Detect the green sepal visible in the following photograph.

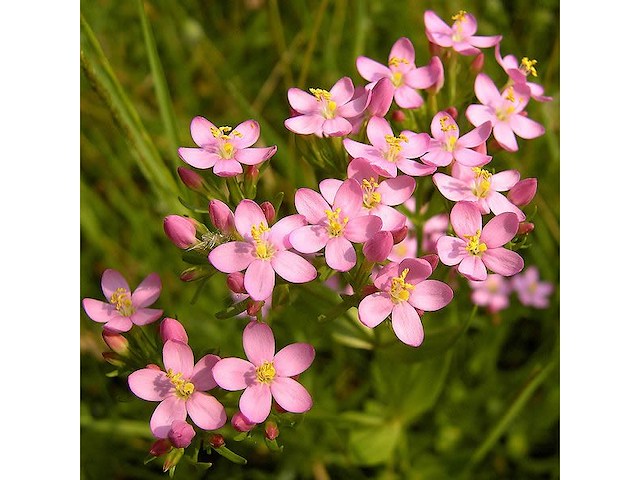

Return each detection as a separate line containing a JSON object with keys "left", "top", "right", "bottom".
{"left": 215, "top": 298, "right": 250, "bottom": 319}
{"left": 213, "top": 445, "right": 248, "bottom": 464}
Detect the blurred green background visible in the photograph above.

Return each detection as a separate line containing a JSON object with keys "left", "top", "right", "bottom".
{"left": 80, "top": 0, "right": 559, "bottom": 478}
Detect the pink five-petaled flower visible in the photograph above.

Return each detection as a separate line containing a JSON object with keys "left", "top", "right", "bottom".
{"left": 469, "top": 274, "right": 511, "bottom": 313}
{"left": 209, "top": 200, "right": 317, "bottom": 301}
{"left": 358, "top": 258, "right": 453, "bottom": 346}
{"left": 82, "top": 269, "right": 163, "bottom": 333}
{"left": 420, "top": 111, "right": 492, "bottom": 167}
{"left": 289, "top": 178, "right": 382, "bottom": 272}
{"left": 128, "top": 340, "right": 226, "bottom": 438}
{"left": 212, "top": 321, "right": 314, "bottom": 424}
{"left": 284, "top": 77, "right": 368, "bottom": 137}
{"left": 343, "top": 116, "right": 433, "bottom": 178}
{"left": 356, "top": 37, "right": 443, "bottom": 109}
{"left": 436, "top": 202, "right": 524, "bottom": 281}
{"left": 466, "top": 74, "right": 545, "bottom": 152}
{"left": 424, "top": 10, "right": 502, "bottom": 56}
{"left": 495, "top": 44, "right": 552, "bottom": 103}
{"left": 512, "top": 266, "right": 554, "bottom": 309}
{"left": 178, "top": 117, "right": 276, "bottom": 177}
{"left": 433, "top": 163, "right": 525, "bottom": 221}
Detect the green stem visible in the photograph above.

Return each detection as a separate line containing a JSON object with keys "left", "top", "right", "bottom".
{"left": 448, "top": 53, "right": 459, "bottom": 106}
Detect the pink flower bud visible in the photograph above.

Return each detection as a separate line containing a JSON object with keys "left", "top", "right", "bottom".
{"left": 508, "top": 178, "right": 538, "bottom": 207}
{"left": 209, "top": 200, "right": 235, "bottom": 234}
{"left": 363, "top": 231, "right": 393, "bottom": 263}
{"left": 231, "top": 412, "right": 256, "bottom": 433}
{"left": 260, "top": 202, "right": 276, "bottom": 225}
{"left": 391, "top": 225, "right": 408, "bottom": 244}
{"left": 210, "top": 434, "right": 225, "bottom": 449}
{"left": 147, "top": 363, "right": 162, "bottom": 370}
{"left": 391, "top": 110, "right": 406, "bottom": 123}
{"left": 159, "top": 318, "right": 189, "bottom": 344}
{"left": 367, "top": 77, "right": 394, "bottom": 117}
{"left": 517, "top": 222, "right": 535, "bottom": 235}
{"left": 177, "top": 167, "right": 205, "bottom": 192}
{"left": 445, "top": 106, "right": 458, "bottom": 121}
{"left": 246, "top": 300, "right": 265, "bottom": 317}
{"left": 470, "top": 53, "right": 484, "bottom": 73}
{"left": 149, "top": 438, "right": 172, "bottom": 457}
{"left": 265, "top": 421, "right": 279, "bottom": 441}
{"left": 101, "top": 330, "right": 129, "bottom": 355}
{"left": 168, "top": 420, "right": 195, "bottom": 449}
{"left": 163, "top": 215, "right": 198, "bottom": 249}
{"left": 226, "top": 272, "right": 247, "bottom": 294}
{"left": 422, "top": 254, "right": 440, "bottom": 271}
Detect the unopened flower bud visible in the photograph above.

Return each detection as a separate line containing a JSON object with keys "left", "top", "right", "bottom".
{"left": 517, "top": 222, "right": 535, "bottom": 235}
{"left": 391, "top": 225, "right": 408, "bottom": 244}
{"left": 160, "top": 318, "right": 189, "bottom": 344}
{"left": 367, "top": 77, "right": 394, "bottom": 117}
{"left": 231, "top": 412, "right": 256, "bottom": 433}
{"left": 209, "top": 200, "right": 235, "bottom": 234}
{"left": 508, "top": 178, "right": 538, "bottom": 207}
{"left": 101, "top": 330, "right": 129, "bottom": 355}
{"left": 168, "top": 420, "right": 195, "bottom": 449}
{"left": 149, "top": 438, "right": 172, "bottom": 457}
{"left": 362, "top": 284, "right": 378, "bottom": 296}
{"left": 470, "top": 52, "right": 484, "bottom": 73}
{"left": 391, "top": 110, "right": 406, "bottom": 123}
{"left": 210, "top": 434, "right": 225, "bottom": 449}
{"left": 102, "top": 351, "right": 125, "bottom": 367}
{"left": 177, "top": 167, "right": 205, "bottom": 193}
{"left": 246, "top": 300, "right": 265, "bottom": 317}
{"left": 227, "top": 272, "right": 247, "bottom": 294}
{"left": 180, "top": 265, "right": 213, "bottom": 282}
{"left": 445, "top": 106, "right": 458, "bottom": 121}
{"left": 265, "top": 421, "right": 279, "bottom": 441}
{"left": 363, "top": 231, "right": 393, "bottom": 263}
{"left": 422, "top": 254, "right": 440, "bottom": 271}
{"left": 244, "top": 165, "right": 260, "bottom": 198}
{"left": 260, "top": 202, "right": 276, "bottom": 225}
{"left": 147, "top": 363, "right": 162, "bottom": 370}
{"left": 163, "top": 215, "right": 198, "bottom": 249}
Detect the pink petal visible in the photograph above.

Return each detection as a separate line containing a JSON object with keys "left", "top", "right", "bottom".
{"left": 391, "top": 302, "right": 424, "bottom": 347}
{"left": 398, "top": 257, "right": 433, "bottom": 284}
{"left": 319, "top": 179, "right": 343, "bottom": 204}
{"left": 474, "top": 73, "right": 501, "bottom": 106}
{"left": 389, "top": 37, "right": 415, "bottom": 65}
{"left": 325, "top": 236, "right": 357, "bottom": 272}
{"left": 103, "top": 316, "right": 133, "bottom": 333}
{"left": 243, "top": 321, "right": 275, "bottom": 365}
{"left": 397, "top": 158, "right": 435, "bottom": 177}
{"left": 334, "top": 178, "right": 365, "bottom": 218}
{"left": 457, "top": 121, "right": 492, "bottom": 148}
{"left": 186, "top": 392, "right": 227, "bottom": 430}
{"left": 482, "top": 248, "right": 524, "bottom": 276}
{"left": 436, "top": 236, "right": 467, "bottom": 266}
{"left": 363, "top": 230, "right": 394, "bottom": 262}
{"left": 271, "top": 250, "right": 317, "bottom": 283}
{"left": 430, "top": 111, "right": 459, "bottom": 142}
{"left": 367, "top": 78, "right": 394, "bottom": 116}
{"left": 356, "top": 56, "right": 391, "bottom": 82}
{"left": 131, "top": 272, "right": 162, "bottom": 308}
{"left": 343, "top": 138, "right": 380, "bottom": 161}
{"left": 454, "top": 147, "right": 491, "bottom": 167}
{"left": 401, "top": 132, "right": 430, "bottom": 158}
{"left": 404, "top": 65, "right": 437, "bottom": 89}
{"left": 373, "top": 262, "right": 400, "bottom": 290}
{"left": 424, "top": 10, "right": 453, "bottom": 43}
{"left": 330, "top": 77, "right": 355, "bottom": 105}
{"left": 371, "top": 158, "right": 398, "bottom": 178}
{"left": 372, "top": 204, "right": 407, "bottom": 231}
{"left": 491, "top": 170, "right": 520, "bottom": 191}
{"left": 150, "top": 396, "right": 187, "bottom": 438}
{"left": 244, "top": 260, "right": 276, "bottom": 301}
{"left": 271, "top": 377, "right": 313, "bottom": 414}
{"left": 101, "top": 269, "right": 129, "bottom": 300}
{"left": 493, "top": 123, "right": 519, "bottom": 152}
{"left": 465, "top": 104, "right": 495, "bottom": 127}
{"left": 367, "top": 116, "right": 394, "bottom": 150}
{"left": 178, "top": 147, "right": 217, "bottom": 169}
{"left": 344, "top": 215, "right": 382, "bottom": 243}
{"left": 358, "top": 292, "right": 393, "bottom": 328}
{"left": 394, "top": 85, "right": 424, "bottom": 109}
{"left": 235, "top": 146, "right": 276, "bottom": 165}
{"left": 378, "top": 176, "right": 415, "bottom": 205}
{"left": 458, "top": 255, "right": 488, "bottom": 281}
{"left": 433, "top": 173, "right": 473, "bottom": 201}
{"left": 231, "top": 120, "right": 260, "bottom": 149}
{"left": 486, "top": 192, "right": 526, "bottom": 222}
{"left": 290, "top": 224, "right": 330, "bottom": 253}
{"left": 130, "top": 308, "right": 163, "bottom": 326}
{"left": 457, "top": 12, "right": 478, "bottom": 36}
{"left": 287, "top": 88, "right": 319, "bottom": 114}
{"left": 239, "top": 383, "right": 272, "bottom": 423}
{"left": 323, "top": 117, "right": 352, "bottom": 137}
{"left": 450, "top": 201, "right": 482, "bottom": 237}
{"left": 190, "top": 116, "right": 216, "bottom": 148}
{"left": 235, "top": 200, "right": 267, "bottom": 239}
{"left": 421, "top": 149, "right": 453, "bottom": 167}
{"left": 409, "top": 280, "right": 453, "bottom": 311}
{"left": 284, "top": 114, "right": 324, "bottom": 135}
{"left": 82, "top": 299, "right": 116, "bottom": 323}
{"left": 470, "top": 35, "right": 502, "bottom": 48}
{"left": 128, "top": 367, "right": 173, "bottom": 401}
{"left": 212, "top": 357, "right": 255, "bottom": 391}
{"left": 273, "top": 343, "right": 315, "bottom": 377}
{"left": 338, "top": 90, "right": 369, "bottom": 117}
{"left": 269, "top": 214, "right": 307, "bottom": 250}
{"left": 163, "top": 340, "right": 194, "bottom": 378}
{"left": 480, "top": 212, "right": 519, "bottom": 248}
{"left": 510, "top": 114, "right": 545, "bottom": 139}
{"left": 209, "top": 241, "right": 254, "bottom": 273}
{"left": 213, "top": 159, "right": 243, "bottom": 177}
{"left": 295, "top": 188, "right": 331, "bottom": 224}
{"left": 190, "top": 354, "right": 220, "bottom": 392}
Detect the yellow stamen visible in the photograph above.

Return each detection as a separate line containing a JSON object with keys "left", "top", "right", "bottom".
{"left": 389, "top": 268, "right": 415, "bottom": 303}
{"left": 362, "top": 178, "right": 382, "bottom": 209}
{"left": 309, "top": 88, "right": 332, "bottom": 101}
{"left": 210, "top": 125, "right": 234, "bottom": 139}
{"left": 452, "top": 10, "right": 467, "bottom": 22}
{"left": 384, "top": 134, "right": 408, "bottom": 162}
{"left": 110, "top": 287, "right": 135, "bottom": 317}
{"left": 251, "top": 222, "right": 275, "bottom": 260}
{"left": 220, "top": 142, "right": 235, "bottom": 159}
{"left": 391, "top": 71, "right": 404, "bottom": 88}
{"left": 471, "top": 167, "right": 492, "bottom": 198}
{"left": 325, "top": 208, "right": 349, "bottom": 237}
{"left": 505, "top": 86, "right": 515, "bottom": 103}
{"left": 520, "top": 57, "right": 538, "bottom": 77}
{"left": 166, "top": 369, "right": 195, "bottom": 399}
{"left": 255, "top": 361, "right": 276, "bottom": 384}
{"left": 309, "top": 88, "right": 337, "bottom": 119}
{"left": 388, "top": 57, "right": 409, "bottom": 68}
{"left": 464, "top": 230, "right": 487, "bottom": 256}
{"left": 439, "top": 117, "right": 458, "bottom": 133}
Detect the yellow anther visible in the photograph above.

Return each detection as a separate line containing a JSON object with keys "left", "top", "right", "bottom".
{"left": 384, "top": 134, "right": 408, "bottom": 162}
{"left": 211, "top": 125, "right": 234, "bottom": 139}
{"left": 452, "top": 10, "right": 467, "bottom": 22}
{"left": 520, "top": 57, "right": 538, "bottom": 77}
{"left": 166, "top": 369, "right": 195, "bottom": 399}
{"left": 310, "top": 88, "right": 337, "bottom": 118}
{"left": 471, "top": 168, "right": 492, "bottom": 198}
{"left": 389, "top": 57, "right": 409, "bottom": 68}
{"left": 255, "top": 361, "right": 276, "bottom": 384}
{"left": 505, "top": 86, "right": 515, "bottom": 103}
{"left": 495, "top": 104, "right": 515, "bottom": 121}
{"left": 251, "top": 222, "right": 270, "bottom": 242}
{"left": 362, "top": 178, "right": 382, "bottom": 209}
{"left": 389, "top": 268, "right": 415, "bottom": 303}
{"left": 440, "top": 117, "right": 458, "bottom": 133}
{"left": 309, "top": 88, "right": 332, "bottom": 101}
{"left": 110, "top": 288, "right": 135, "bottom": 317}
{"left": 325, "top": 208, "right": 349, "bottom": 237}
{"left": 251, "top": 223, "right": 275, "bottom": 259}
{"left": 464, "top": 230, "right": 488, "bottom": 256}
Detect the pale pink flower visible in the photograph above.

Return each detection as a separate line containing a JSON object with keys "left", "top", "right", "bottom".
{"left": 284, "top": 77, "right": 368, "bottom": 137}
{"left": 512, "top": 267, "right": 554, "bottom": 309}
{"left": 289, "top": 179, "right": 382, "bottom": 272}
{"left": 343, "top": 117, "right": 433, "bottom": 178}
{"left": 469, "top": 274, "right": 511, "bottom": 313}
{"left": 128, "top": 340, "right": 227, "bottom": 438}
{"left": 495, "top": 44, "right": 552, "bottom": 102}
{"left": 356, "top": 37, "right": 443, "bottom": 109}
{"left": 424, "top": 10, "right": 501, "bottom": 56}
{"left": 212, "top": 321, "right": 314, "bottom": 423}
{"left": 358, "top": 258, "right": 453, "bottom": 346}
{"left": 436, "top": 202, "right": 524, "bottom": 281}
{"left": 433, "top": 163, "right": 525, "bottom": 221}
{"left": 178, "top": 117, "right": 276, "bottom": 177}
{"left": 420, "top": 111, "right": 492, "bottom": 167}
{"left": 82, "top": 269, "right": 163, "bottom": 333}
{"left": 209, "top": 200, "right": 317, "bottom": 301}
{"left": 466, "top": 73, "right": 545, "bottom": 152}
{"left": 388, "top": 234, "right": 417, "bottom": 263}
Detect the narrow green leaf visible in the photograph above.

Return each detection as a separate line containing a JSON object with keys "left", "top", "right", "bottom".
{"left": 213, "top": 445, "right": 248, "bottom": 465}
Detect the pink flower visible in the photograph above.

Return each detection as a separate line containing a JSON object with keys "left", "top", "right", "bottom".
{"left": 388, "top": 234, "right": 417, "bottom": 263}
{"left": 358, "top": 258, "right": 453, "bottom": 346}
{"left": 209, "top": 200, "right": 317, "bottom": 301}
{"left": 424, "top": 10, "right": 502, "bottom": 56}
{"left": 422, "top": 213, "right": 449, "bottom": 254}
{"left": 495, "top": 44, "right": 552, "bottom": 103}
{"left": 82, "top": 269, "right": 163, "bottom": 333}
{"left": 436, "top": 202, "right": 524, "bottom": 281}
{"left": 128, "top": 340, "right": 227, "bottom": 438}
{"left": 469, "top": 274, "right": 511, "bottom": 313}
{"left": 163, "top": 215, "right": 198, "bottom": 249}
{"left": 343, "top": 117, "right": 433, "bottom": 178}
{"left": 212, "top": 321, "right": 314, "bottom": 423}
{"left": 420, "top": 111, "right": 492, "bottom": 167}
{"left": 508, "top": 178, "right": 537, "bottom": 207}
{"left": 512, "top": 267, "right": 554, "bottom": 309}
{"left": 289, "top": 179, "right": 382, "bottom": 272}
{"left": 356, "top": 37, "right": 443, "bottom": 109}
{"left": 284, "top": 77, "right": 368, "bottom": 137}
{"left": 178, "top": 117, "right": 276, "bottom": 177}
{"left": 466, "top": 74, "right": 545, "bottom": 152}
{"left": 433, "top": 163, "right": 525, "bottom": 221}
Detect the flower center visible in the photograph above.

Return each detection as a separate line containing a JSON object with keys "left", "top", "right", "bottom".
{"left": 362, "top": 178, "right": 382, "bottom": 209}
{"left": 520, "top": 57, "right": 538, "bottom": 77}
{"left": 528, "top": 281, "right": 539, "bottom": 294}
{"left": 219, "top": 141, "right": 235, "bottom": 159}
{"left": 496, "top": 87, "right": 517, "bottom": 121}
{"left": 390, "top": 71, "right": 404, "bottom": 88}
{"left": 110, "top": 288, "right": 135, "bottom": 317}
{"left": 310, "top": 88, "right": 337, "bottom": 119}
{"left": 389, "top": 268, "right": 415, "bottom": 303}
{"left": 251, "top": 222, "right": 275, "bottom": 260}
{"left": 384, "top": 134, "right": 408, "bottom": 162}
{"left": 166, "top": 369, "right": 195, "bottom": 399}
{"left": 451, "top": 10, "right": 467, "bottom": 42}
{"left": 464, "top": 230, "right": 487, "bottom": 256}
{"left": 325, "top": 208, "right": 349, "bottom": 237}
{"left": 255, "top": 361, "right": 276, "bottom": 384}
{"left": 471, "top": 167, "right": 492, "bottom": 198}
